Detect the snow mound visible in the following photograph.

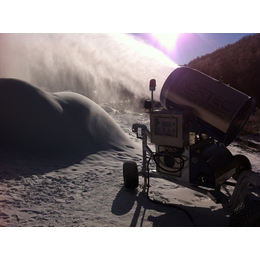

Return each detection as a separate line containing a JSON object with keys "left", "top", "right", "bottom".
{"left": 0, "top": 78, "right": 135, "bottom": 157}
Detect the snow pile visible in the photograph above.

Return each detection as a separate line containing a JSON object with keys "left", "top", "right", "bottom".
{"left": 0, "top": 78, "right": 136, "bottom": 157}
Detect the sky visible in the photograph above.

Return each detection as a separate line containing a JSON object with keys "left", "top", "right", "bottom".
{"left": 132, "top": 33, "right": 256, "bottom": 65}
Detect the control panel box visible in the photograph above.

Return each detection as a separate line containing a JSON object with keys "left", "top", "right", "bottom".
{"left": 150, "top": 110, "right": 189, "bottom": 147}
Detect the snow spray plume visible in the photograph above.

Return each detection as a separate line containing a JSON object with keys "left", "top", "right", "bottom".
{"left": 0, "top": 34, "right": 177, "bottom": 110}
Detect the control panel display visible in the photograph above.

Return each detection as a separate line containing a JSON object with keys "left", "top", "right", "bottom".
{"left": 155, "top": 117, "right": 177, "bottom": 137}
{"left": 150, "top": 111, "right": 189, "bottom": 147}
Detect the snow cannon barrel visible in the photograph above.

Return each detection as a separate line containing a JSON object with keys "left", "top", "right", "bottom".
{"left": 160, "top": 67, "right": 257, "bottom": 146}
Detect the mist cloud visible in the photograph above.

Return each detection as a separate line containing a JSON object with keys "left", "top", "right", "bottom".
{"left": 0, "top": 33, "right": 177, "bottom": 108}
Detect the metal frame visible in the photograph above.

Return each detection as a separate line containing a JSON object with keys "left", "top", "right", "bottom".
{"left": 132, "top": 123, "right": 260, "bottom": 214}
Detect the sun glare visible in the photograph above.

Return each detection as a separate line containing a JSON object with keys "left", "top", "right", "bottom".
{"left": 114, "top": 33, "right": 178, "bottom": 67}
{"left": 152, "top": 33, "right": 180, "bottom": 50}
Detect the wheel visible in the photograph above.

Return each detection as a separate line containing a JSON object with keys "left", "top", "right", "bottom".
{"left": 233, "top": 154, "right": 252, "bottom": 181}
{"left": 123, "top": 161, "right": 139, "bottom": 189}
{"left": 229, "top": 200, "right": 260, "bottom": 227}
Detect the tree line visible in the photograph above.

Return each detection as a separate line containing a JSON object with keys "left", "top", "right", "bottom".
{"left": 186, "top": 34, "right": 260, "bottom": 107}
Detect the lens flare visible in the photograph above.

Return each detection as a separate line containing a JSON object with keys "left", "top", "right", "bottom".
{"left": 151, "top": 33, "right": 181, "bottom": 50}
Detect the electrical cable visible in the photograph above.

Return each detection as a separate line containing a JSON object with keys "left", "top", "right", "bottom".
{"left": 145, "top": 153, "right": 197, "bottom": 227}
{"left": 153, "top": 153, "right": 185, "bottom": 174}
{"left": 152, "top": 146, "right": 188, "bottom": 174}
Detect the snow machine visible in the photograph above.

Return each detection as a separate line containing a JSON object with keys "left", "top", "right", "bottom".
{"left": 122, "top": 66, "right": 260, "bottom": 226}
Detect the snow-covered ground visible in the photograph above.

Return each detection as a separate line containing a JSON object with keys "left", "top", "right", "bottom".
{"left": 0, "top": 108, "right": 259, "bottom": 227}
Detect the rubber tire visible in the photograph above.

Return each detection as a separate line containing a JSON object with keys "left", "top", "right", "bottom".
{"left": 229, "top": 200, "right": 260, "bottom": 227}
{"left": 233, "top": 154, "right": 252, "bottom": 181}
{"left": 123, "top": 161, "right": 139, "bottom": 189}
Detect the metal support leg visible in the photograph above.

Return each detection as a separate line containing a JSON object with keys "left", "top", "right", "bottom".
{"left": 132, "top": 123, "right": 153, "bottom": 187}
{"left": 222, "top": 170, "right": 260, "bottom": 213}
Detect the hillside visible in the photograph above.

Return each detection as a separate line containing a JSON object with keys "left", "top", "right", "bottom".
{"left": 187, "top": 34, "right": 260, "bottom": 107}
